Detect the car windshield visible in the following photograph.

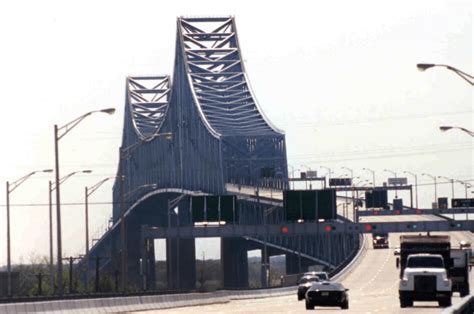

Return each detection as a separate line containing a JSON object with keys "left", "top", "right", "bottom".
{"left": 316, "top": 273, "right": 328, "bottom": 280}
{"left": 299, "top": 276, "right": 319, "bottom": 284}
{"left": 310, "top": 282, "right": 344, "bottom": 291}
{"left": 304, "top": 272, "right": 329, "bottom": 280}
{"left": 407, "top": 256, "right": 444, "bottom": 268}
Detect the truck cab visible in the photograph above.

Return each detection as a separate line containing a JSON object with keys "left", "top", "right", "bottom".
{"left": 399, "top": 254, "right": 452, "bottom": 307}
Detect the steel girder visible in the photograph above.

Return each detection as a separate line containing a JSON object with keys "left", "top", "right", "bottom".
{"left": 127, "top": 76, "right": 170, "bottom": 140}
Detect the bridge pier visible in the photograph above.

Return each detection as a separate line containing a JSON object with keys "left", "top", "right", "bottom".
{"left": 285, "top": 253, "right": 301, "bottom": 274}
{"left": 166, "top": 238, "right": 196, "bottom": 289}
{"left": 221, "top": 238, "right": 249, "bottom": 288}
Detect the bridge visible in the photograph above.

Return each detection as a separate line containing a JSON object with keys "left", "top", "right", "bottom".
{"left": 83, "top": 15, "right": 473, "bottom": 300}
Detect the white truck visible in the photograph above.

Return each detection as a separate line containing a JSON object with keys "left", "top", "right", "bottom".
{"left": 397, "top": 235, "right": 453, "bottom": 308}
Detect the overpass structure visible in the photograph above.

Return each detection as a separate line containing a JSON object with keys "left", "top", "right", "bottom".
{"left": 84, "top": 16, "right": 472, "bottom": 294}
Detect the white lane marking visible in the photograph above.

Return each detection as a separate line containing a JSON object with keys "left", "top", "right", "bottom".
{"left": 356, "top": 247, "right": 392, "bottom": 293}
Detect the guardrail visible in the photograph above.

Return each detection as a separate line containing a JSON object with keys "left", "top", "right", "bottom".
{"left": 443, "top": 295, "right": 474, "bottom": 314}
{"left": 0, "top": 287, "right": 298, "bottom": 313}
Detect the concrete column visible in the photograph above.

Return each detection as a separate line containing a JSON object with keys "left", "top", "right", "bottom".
{"left": 145, "top": 239, "right": 156, "bottom": 290}
{"left": 285, "top": 253, "right": 300, "bottom": 275}
{"left": 166, "top": 238, "right": 196, "bottom": 289}
{"left": 221, "top": 238, "right": 249, "bottom": 288}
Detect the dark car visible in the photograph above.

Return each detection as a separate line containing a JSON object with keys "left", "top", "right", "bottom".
{"left": 372, "top": 232, "right": 389, "bottom": 249}
{"left": 305, "top": 281, "right": 349, "bottom": 310}
{"left": 297, "top": 275, "right": 320, "bottom": 300}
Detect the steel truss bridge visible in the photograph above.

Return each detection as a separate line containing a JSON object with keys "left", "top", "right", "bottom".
{"left": 84, "top": 16, "right": 473, "bottom": 292}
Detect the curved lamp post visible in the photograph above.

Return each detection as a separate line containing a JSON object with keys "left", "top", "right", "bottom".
{"left": 362, "top": 168, "right": 376, "bottom": 187}
{"left": 84, "top": 176, "right": 116, "bottom": 256}
{"left": 383, "top": 169, "right": 398, "bottom": 198}
{"left": 417, "top": 63, "right": 474, "bottom": 85}
{"left": 422, "top": 173, "right": 438, "bottom": 205}
{"left": 287, "top": 165, "right": 300, "bottom": 189}
{"left": 456, "top": 180, "right": 472, "bottom": 198}
{"left": 437, "top": 176, "right": 455, "bottom": 200}
{"left": 439, "top": 126, "right": 474, "bottom": 137}
{"left": 49, "top": 170, "right": 92, "bottom": 292}
{"left": 403, "top": 171, "right": 419, "bottom": 209}
{"left": 54, "top": 108, "right": 115, "bottom": 295}
{"left": 6, "top": 169, "right": 53, "bottom": 296}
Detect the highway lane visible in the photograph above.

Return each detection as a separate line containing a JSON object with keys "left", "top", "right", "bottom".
{"left": 132, "top": 218, "right": 472, "bottom": 313}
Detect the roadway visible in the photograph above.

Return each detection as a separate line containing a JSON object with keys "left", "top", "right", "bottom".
{"left": 132, "top": 217, "right": 473, "bottom": 313}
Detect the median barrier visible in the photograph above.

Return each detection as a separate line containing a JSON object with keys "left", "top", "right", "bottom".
{"left": 41, "top": 300, "right": 54, "bottom": 313}
{"left": 139, "top": 295, "right": 155, "bottom": 310}
{"left": 99, "top": 298, "right": 112, "bottom": 313}
{"left": 13, "top": 302, "right": 28, "bottom": 313}
{"left": 25, "top": 301, "right": 36, "bottom": 312}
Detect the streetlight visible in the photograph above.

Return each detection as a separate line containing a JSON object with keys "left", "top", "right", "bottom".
{"left": 49, "top": 170, "right": 92, "bottom": 293}
{"left": 362, "top": 168, "right": 376, "bottom": 187}
{"left": 341, "top": 167, "right": 353, "bottom": 179}
{"left": 320, "top": 166, "right": 332, "bottom": 179}
{"left": 341, "top": 167, "right": 354, "bottom": 218}
{"left": 439, "top": 126, "right": 474, "bottom": 137}
{"left": 320, "top": 166, "right": 332, "bottom": 188}
{"left": 287, "top": 165, "right": 300, "bottom": 189}
{"left": 456, "top": 180, "right": 472, "bottom": 198}
{"left": 83, "top": 176, "right": 114, "bottom": 292}
{"left": 438, "top": 176, "right": 456, "bottom": 219}
{"left": 417, "top": 63, "right": 474, "bottom": 85}
{"left": 5, "top": 169, "right": 53, "bottom": 296}
{"left": 438, "top": 176, "right": 455, "bottom": 200}
{"left": 119, "top": 132, "right": 172, "bottom": 291}
{"left": 54, "top": 108, "right": 115, "bottom": 295}
{"left": 383, "top": 169, "right": 398, "bottom": 198}
{"left": 300, "top": 164, "right": 313, "bottom": 189}
{"left": 403, "top": 171, "right": 419, "bottom": 209}
{"left": 422, "top": 173, "right": 438, "bottom": 205}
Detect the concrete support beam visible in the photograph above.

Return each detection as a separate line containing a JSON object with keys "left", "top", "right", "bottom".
{"left": 167, "top": 238, "right": 196, "bottom": 289}
{"left": 221, "top": 238, "right": 249, "bottom": 288}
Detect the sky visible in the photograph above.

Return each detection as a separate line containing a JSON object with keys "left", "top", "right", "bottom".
{"left": 0, "top": 0, "right": 472, "bottom": 264}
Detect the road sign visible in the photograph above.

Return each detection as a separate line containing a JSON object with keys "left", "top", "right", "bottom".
{"left": 393, "top": 198, "right": 403, "bottom": 211}
{"left": 438, "top": 197, "right": 448, "bottom": 209}
{"left": 306, "top": 170, "right": 318, "bottom": 178}
{"left": 191, "top": 195, "right": 237, "bottom": 222}
{"left": 329, "top": 178, "right": 352, "bottom": 186}
{"left": 365, "top": 189, "right": 388, "bottom": 209}
{"left": 387, "top": 177, "right": 407, "bottom": 185}
{"left": 283, "top": 189, "right": 336, "bottom": 221}
{"left": 452, "top": 198, "right": 474, "bottom": 208}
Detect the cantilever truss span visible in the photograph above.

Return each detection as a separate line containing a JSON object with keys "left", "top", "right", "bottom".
{"left": 179, "top": 17, "right": 282, "bottom": 136}
{"left": 127, "top": 76, "right": 170, "bottom": 141}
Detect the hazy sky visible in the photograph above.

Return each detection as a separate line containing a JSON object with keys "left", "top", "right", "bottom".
{"left": 0, "top": 0, "right": 472, "bottom": 263}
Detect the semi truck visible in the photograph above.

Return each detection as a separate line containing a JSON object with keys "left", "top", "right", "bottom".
{"left": 397, "top": 234, "right": 452, "bottom": 307}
